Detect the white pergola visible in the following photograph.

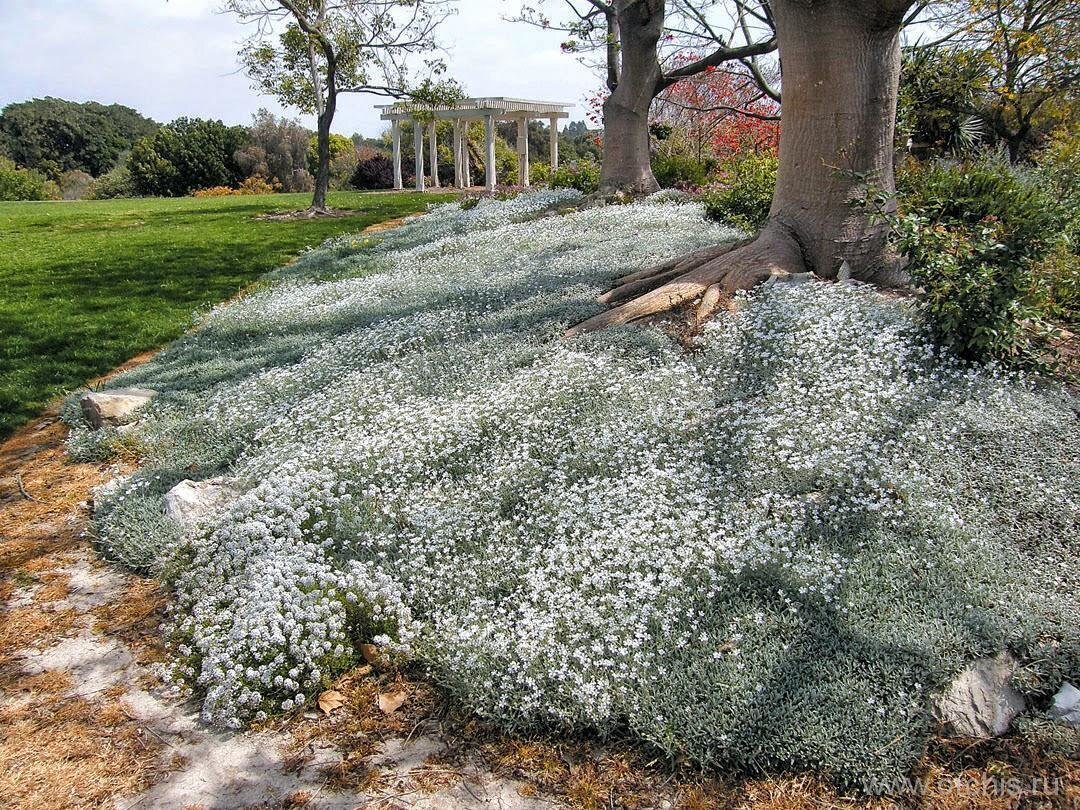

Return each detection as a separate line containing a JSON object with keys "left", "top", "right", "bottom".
{"left": 376, "top": 97, "right": 571, "bottom": 193}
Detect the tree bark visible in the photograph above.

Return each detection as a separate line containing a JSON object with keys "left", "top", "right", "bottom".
{"left": 568, "top": 0, "right": 913, "bottom": 337}
{"left": 599, "top": 0, "right": 665, "bottom": 194}
{"left": 312, "top": 92, "right": 335, "bottom": 212}
{"left": 767, "top": 0, "right": 908, "bottom": 281}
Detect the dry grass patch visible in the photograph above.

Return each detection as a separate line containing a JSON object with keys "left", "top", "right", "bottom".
{"left": 0, "top": 691, "right": 161, "bottom": 809}
{"left": 93, "top": 578, "right": 168, "bottom": 664}
{"left": 0, "top": 605, "right": 80, "bottom": 666}
{"left": 33, "top": 571, "right": 72, "bottom": 602}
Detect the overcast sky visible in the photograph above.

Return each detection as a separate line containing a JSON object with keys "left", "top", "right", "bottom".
{"left": 0, "top": 0, "right": 599, "bottom": 137}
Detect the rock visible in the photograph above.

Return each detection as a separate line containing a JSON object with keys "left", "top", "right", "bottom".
{"left": 933, "top": 652, "right": 1026, "bottom": 738}
{"left": 80, "top": 388, "right": 156, "bottom": 428}
{"left": 1049, "top": 682, "right": 1080, "bottom": 728}
{"left": 164, "top": 478, "right": 241, "bottom": 534}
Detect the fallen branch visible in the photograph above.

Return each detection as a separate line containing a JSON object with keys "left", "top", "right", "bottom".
{"left": 16, "top": 473, "right": 46, "bottom": 504}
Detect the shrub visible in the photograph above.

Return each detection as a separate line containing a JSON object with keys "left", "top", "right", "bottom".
{"left": 493, "top": 137, "right": 519, "bottom": 185}
{"left": 350, "top": 152, "right": 394, "bottom": 190}
{"left": 652, "top": 153, "right": 713, "bottom": 189}
{"left": 894, "top": 153, "right": 1068, "bottom": 360}
{"left": 551, "top": 159, "right": 601, "bottom": 194}
{"left": 701, "top": 152, "right": 777, "bottom": 230}
{"left": 237, "top": 175, "right": 279, "bottom": 195}
{"left": 529, "top": 161, "right": 552, "bottom": 186}
{"left": 86, "top": 161, "right": 135, "bottom": 199}
{"left": 129, "top": 118, "right": 249, "bottom": 197}
{"left": 58, "top": 169, "right": 94, "bottom": 200}
{"left": 191, "top": 186, "right": 236, "bottom": 198}
{"left": 0, "top": 156, "right": 52, "bottom": 200}
{"left": 191, "top": 176, "right": 280, "bottom": 198}
{"left": 289, "top": 169, "right": 315, "bottom": 193}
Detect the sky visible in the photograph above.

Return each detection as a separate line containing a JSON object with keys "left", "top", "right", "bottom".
{"left": 0, "top": 0, "right": 599, "bottom": 137}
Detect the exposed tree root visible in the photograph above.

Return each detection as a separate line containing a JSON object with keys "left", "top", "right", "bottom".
{"left": 567, "top": 226, "right": 806, "bottom": 337}
{"left": 256, "top": 206, "right": 353, "bottom": 222}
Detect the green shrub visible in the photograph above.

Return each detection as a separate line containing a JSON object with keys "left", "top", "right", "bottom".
{"left": 894, "top": 154, "right": 1068, "bottom": 360}
{"left": 129, "top": 117, "right": 249, "bottom": 197}
{"left": 494, "top": 136, "right": 519, "bottom": 184}
{"left": 1031, "top": 127, "right": 1080, "bottom": 323}
{"left": 1029, "top": 242, "right": 1080, "bottom": 326}
{"left": 0, "top": 156, "right": 52, "bottom": 201}
{"left": 87, "top": 161, "right": 136, "bottom": 199}
{"left": 652, "top": 153, "right": 713, "bottom": 189}
{"left": 529, "top": 160, "right": 552, "bottom": 186}
{"left": 701, "top": 152, "right": 777, "bottom": 230}
{"left": 551, "top": 159, "right": 600, "bottom": 194}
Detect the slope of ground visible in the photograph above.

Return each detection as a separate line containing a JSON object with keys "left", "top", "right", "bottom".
{"left": 69, "top": 192, "right": 1079, "bottom": 789}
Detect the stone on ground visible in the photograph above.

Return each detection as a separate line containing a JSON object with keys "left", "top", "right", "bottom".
{"left": 1049, "top": 682, "right": 1080, "bottom": 728}
{"left": 79, "top": 387, "right": 156, "bottom": 428}
{"left": 933, "top": 652, "right": 1026, "bottom": 738}
{"left": 164, "top": 477, "right": 242, "bottom": 534}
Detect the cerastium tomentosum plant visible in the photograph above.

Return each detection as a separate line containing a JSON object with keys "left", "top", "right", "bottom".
{"left": 69, "top": 191, "right": 1079, "bottom": 785}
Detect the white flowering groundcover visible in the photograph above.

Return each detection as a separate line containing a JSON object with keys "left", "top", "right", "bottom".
{"left": 68, "top": 192, "right": 1079, "bottom": 785}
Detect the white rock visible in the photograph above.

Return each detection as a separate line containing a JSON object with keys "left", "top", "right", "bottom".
{"left": 933, "top": 652, "right": 1026, "bottom": 737}
{"left": 164, "top": 478, "right": 241, "bottom": 534}
{"left": 80, "top": 387, "right": 156, "bottom": 428}
{"left": 1049, "top": 682, "right": 1080, "bottom": 728}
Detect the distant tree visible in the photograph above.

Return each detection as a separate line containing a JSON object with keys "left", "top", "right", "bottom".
{"left": 305, "top": 131, "right": 357, "bottom": 188}
{"left": 235, "top": 108, "right": 314, "bottom": 191}
{"left": 496, "top": 119, "right": 553, "bottom": 164}
{"left": 0, "top": 98, "right": 157, "bottom": 177}
{"left": 128, "top": 118, "right": 249, "bottom": 197}
{"left": 896, "top": 46, "right": 987, "bottom": 157}
{"left": 928, "top": 0, "right": 1079, "bottom": 161}
{"left": 225, "top": 0, "right": 455, "bottom": 214}
{"left": 516, "top": 0, "right": 778, "bottom": 192}
{"left": 653, "top": 63, "right": 780, "bottom": 162}
{"left": 557, "top": 120, "right": 602, "bottom": 163}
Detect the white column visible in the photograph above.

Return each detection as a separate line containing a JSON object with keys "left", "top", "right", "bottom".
{"left": 414, "top": 122, "right": 425, "bottom": 192}
{"left": 463, "top": 130, "right": 472, "bottom": 186}
{"left": 517, "top": 117, "right": 530, "bottom": 187}
{"left": 549, "top": 116, "right": 559, "bottom": 170}
{"left": 391, "top": 120, "right": 403, "bottom": 190}
{"left": 484, "top": 115, "right": 496, "bottom": 192}
{"left": 428, "top": 120, "right": 440, "bottom": 188}
{"left": 452, "top": 120, "right": 463, "bottom": 188}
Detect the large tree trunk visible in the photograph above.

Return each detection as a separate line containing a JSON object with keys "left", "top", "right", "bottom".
{"left": 767, "top": 0, "right": 906, "bottom": 280}
{"left": 569, "top": 0, "right": 912, "bottom": 336}
{"left": 599, "top": 0, "right": 664, "bottom": 194}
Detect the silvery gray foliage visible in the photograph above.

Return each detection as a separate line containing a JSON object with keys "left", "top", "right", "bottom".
{"left": 71, "top": 192, "right": 1079, "bottom": 783}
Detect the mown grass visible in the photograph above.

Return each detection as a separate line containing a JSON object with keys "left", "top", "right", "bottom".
{"left": 0, "top": 190, "right": 455, "bottom": 438}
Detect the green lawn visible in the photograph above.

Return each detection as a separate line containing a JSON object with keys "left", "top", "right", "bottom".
{"left": 0, "top": 190, "right": 456, "bottom": 438}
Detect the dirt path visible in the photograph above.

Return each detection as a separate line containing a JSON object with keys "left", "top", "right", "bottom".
{"left": 0, "top": 404, "right": 553, "bottom": 810}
